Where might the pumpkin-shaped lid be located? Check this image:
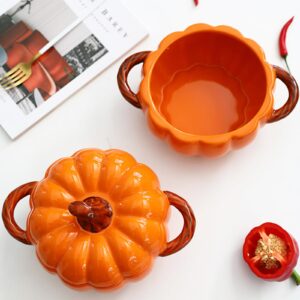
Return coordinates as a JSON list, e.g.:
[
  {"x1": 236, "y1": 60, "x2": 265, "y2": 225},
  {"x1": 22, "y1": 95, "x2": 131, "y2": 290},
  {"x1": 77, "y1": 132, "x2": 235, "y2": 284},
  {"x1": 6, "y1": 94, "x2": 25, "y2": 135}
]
[{"x1": 2, "y1": 149, "x2": 195, "y2": 290}]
